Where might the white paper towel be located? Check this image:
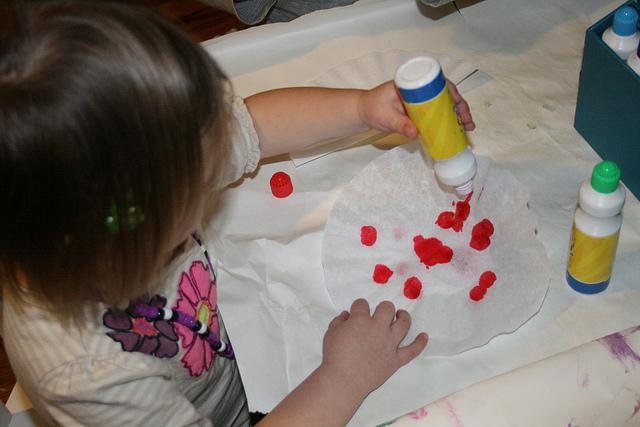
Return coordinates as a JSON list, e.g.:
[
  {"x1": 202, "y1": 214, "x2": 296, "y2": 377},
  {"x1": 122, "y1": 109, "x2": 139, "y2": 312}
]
[{"x1": 322, "y1": 145, "x2": 550, "y2": 355}]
